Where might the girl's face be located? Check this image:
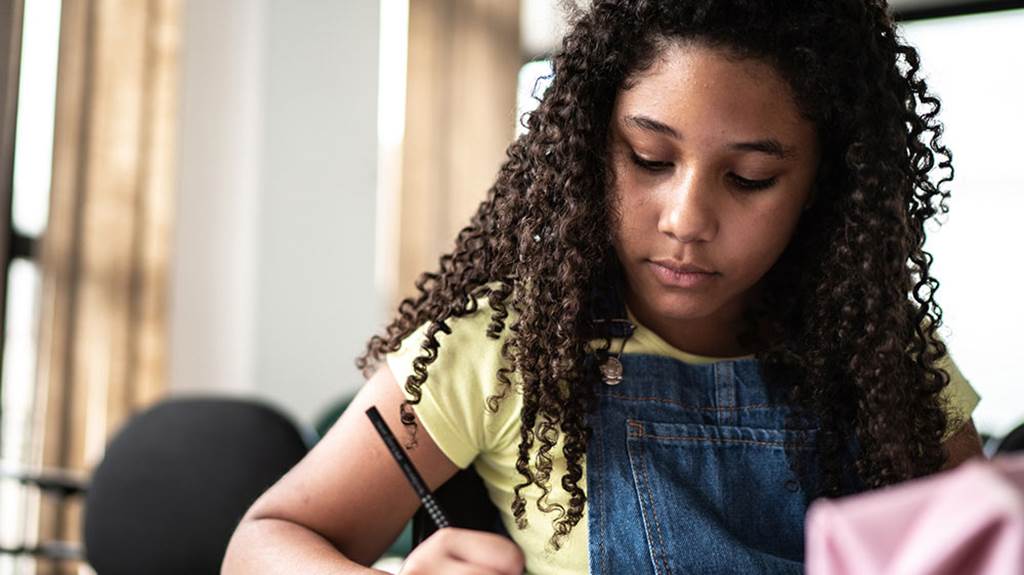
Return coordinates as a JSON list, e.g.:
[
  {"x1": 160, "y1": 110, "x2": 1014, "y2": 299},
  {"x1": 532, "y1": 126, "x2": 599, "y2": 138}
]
[{"x1": 609, "y1": 42, "x2": 819, "y2": 350}]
